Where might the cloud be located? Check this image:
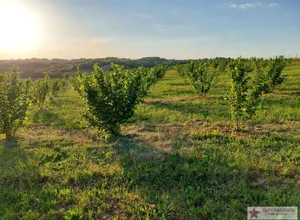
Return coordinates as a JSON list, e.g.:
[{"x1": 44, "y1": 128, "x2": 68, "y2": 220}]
[
  {"x1": 269, "y1": 2, "x2": 279, "y2": 7},
  {"x1": 240, "y1": 3, "x2": 256, "y2": 9},
  {"x1": 230, "y1": 2, "x2": 279, "y2": 9}
]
